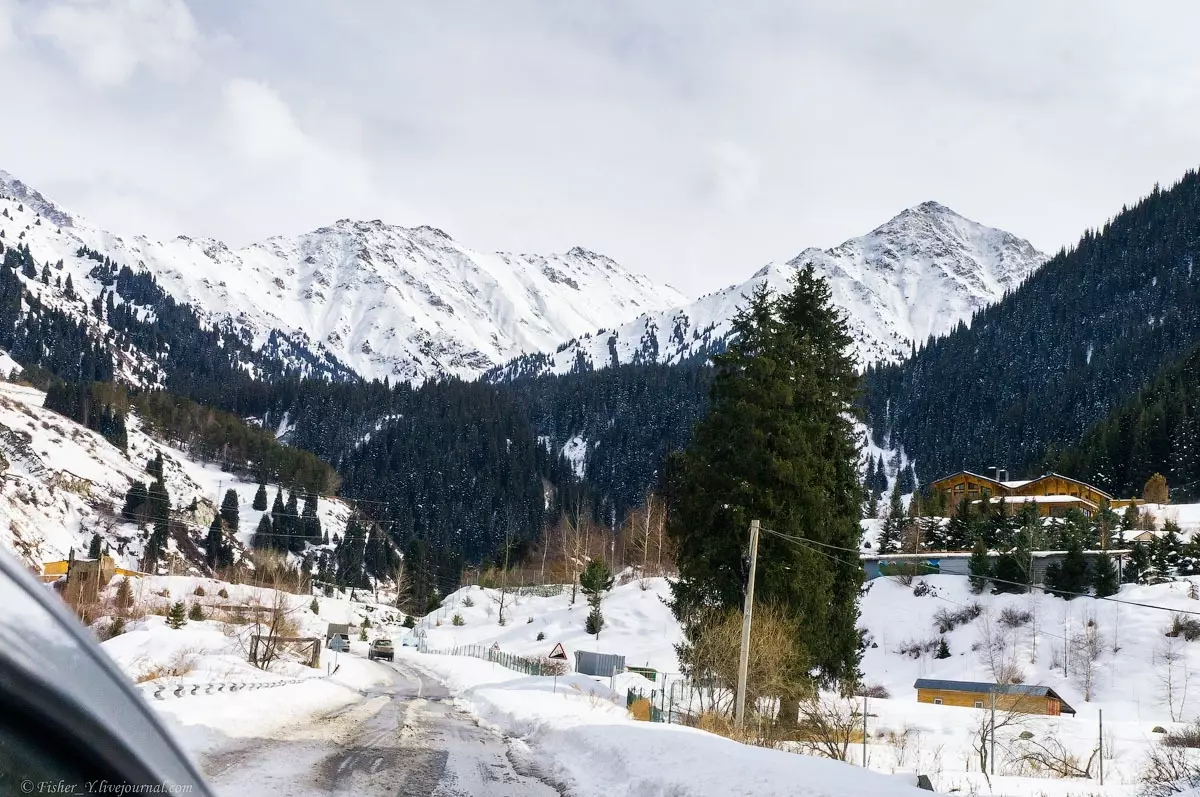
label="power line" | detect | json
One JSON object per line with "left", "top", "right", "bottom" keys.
{"left": 759, "top": 526, "right": 1200, "bottom": 619}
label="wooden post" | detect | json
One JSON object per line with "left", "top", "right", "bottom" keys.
{"left": 862, "top": 695, "right": 868, "bottom": 766}
{"left": 735, "top": 519, "right": 761, "bottom": 730}
{"left": 1099, "top": 709, "right": 1104, "bottom": 785}
{"left": 990, "top": 689, "right": 996, "bottom": 776}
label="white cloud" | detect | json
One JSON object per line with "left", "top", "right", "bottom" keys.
{"left": 220, "top": 78, "right": 312, "bottom": 167}
{"left": 32, "top": 0, "right": 199, "bottom": 88}
{"left": 4, "top": 2, "right": 1200, "bottom": 298}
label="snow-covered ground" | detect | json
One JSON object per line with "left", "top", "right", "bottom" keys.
{"left": 403, "top": 651, "right": 931, "bottom": 797}
{"left": 415, "top": 577, "right": 682, "bottom": 673}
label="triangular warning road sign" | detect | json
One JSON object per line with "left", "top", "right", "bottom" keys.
{"left": 548, "top": 642, "right": 567, "bottom": 660}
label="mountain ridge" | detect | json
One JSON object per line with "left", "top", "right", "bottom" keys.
{"left": 0, "top": 170, "right": 687, "bottom": 384}
{"left": 490, "top": 201, "right": 1047, "bottom": 380}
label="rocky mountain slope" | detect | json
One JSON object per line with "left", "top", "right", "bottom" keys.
{"left": 494, "top": 202, "right": 1046, "bottom": 378}
{"left": 0, "top": 170, "right": 686, "bottom": 383}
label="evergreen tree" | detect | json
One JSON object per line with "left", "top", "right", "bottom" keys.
{"left": 147, "top": 450, "right": 163, "bottom": 481}
{"left": 1125, "top": 542, "right": 1150, "bottom": 584}
{"left": 188, "top": 603, "right": 204, "bottom": 621}
{"left": 252, "top": 482, "right": 268, "bottom": 511}
{"left": 251, "top": 513, "right": 273, "bottom": 550}
{"left": 935, "top": 637, "right": 950, "bottom": 659}
{"left": 87, "top": 532, "right": 102, "bottom": 560}
{"left": 1164, "top": 520, "right": 1184, "bottom": 573}
{"left": 167, "top": 600, "right": 187, "bottom": 629}
{"left": 945, "top": 498, "right": 973, "bottom": 550}
{"left": 666, "top": 269, "right": 863, "bottom": 688}
{"left": 219, "top": 489, "right": 240, "bottom": 533}
{"left": 991, "top": 553, "right": 1027, "bottom": 594}
{"left": 205, "top": 515, "right": 224, "bottom": 569}
{"left": 336, "top": 517, "right": 369, "bottom": 588}
{"left": 302, "top": 492, "right": 322, "bottom": 544}
{"left": 1048, "top": 538, "right": 1089, "bottom": 598}
{"left": 64, "top": 273, "right": 75, "bottom": 300}
{"left": 967, "top": 537, "right": 991, "bottom": 594}
{"left": 877, "top": 481, "right": 905, "bottom": 554}
{"left": 284, "top": 491, "right": 301, "bottom": 552}
{"left": 1092, "top": 552, "right": 1119, "bottom": 597}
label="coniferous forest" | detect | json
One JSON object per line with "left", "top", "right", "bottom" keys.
{"left": 864, "top": 172, "right": 1200, "bottom": 483}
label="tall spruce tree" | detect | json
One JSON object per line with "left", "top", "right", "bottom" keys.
{"left": 877, "top": 481, "right": 905, "bottom": 554}
{"left": 205, "top": 515, "right": 224, "bottom": 569}
{"left": 967, "top": 537, "right": 991, "bottom": 594}
{"left": 87, "top": 532, "right": 102, "bottom": 560}
{"left": 1092, "top": 552, "right": 1119, "bottom": 597}
{"left": 219, "top": 489, "right": 240, "bottom": 533}
{"left": 251, "top": 514, "right": 273, "bottom": 550}
{"left": 667, "top": 267, "right": 863, "bottom": 690}
{"left": 252, "top": 482, "right": 268, "bottom": 511}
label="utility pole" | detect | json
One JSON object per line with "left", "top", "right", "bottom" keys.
{"left": 990, "top": 689, "right": 996, "bottom": 776}
{"left": 735, "top": 519, "right": 761, "bottom": 730}
{"left": 862, "top": 695, "right": 868, "bottom": 766}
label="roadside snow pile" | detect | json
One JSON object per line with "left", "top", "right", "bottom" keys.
{"left": 405, "top": 652, "right": 930, "bottom": 797}
{"left": 416, "top": 577, "right": 682, "bottom": 672}
{"left": 97, "top": 575, "right": 404, "bottom": 692}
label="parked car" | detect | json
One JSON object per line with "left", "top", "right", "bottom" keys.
{"left": 327, "top": 633, "right": 350, "bottom": 651}
{"left": 367, "top": 638, "right": 394, "bottom": 661}
{"left": 0, "top": 546, "right": 213, "bottom": 794}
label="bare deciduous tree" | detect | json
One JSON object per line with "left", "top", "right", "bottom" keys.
{"left": 1156, "top": 636, "right": 1193, "bottom": 722}
{"left": 1069, "top": 614, "right": 1105, "bottom": 702}
{"left": 977, "top": 610, "right": 1024, "bottom": 685}
{"left": 796, "top": 693, "right": 862, "bottom": 761}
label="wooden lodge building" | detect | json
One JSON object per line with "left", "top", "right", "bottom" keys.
{"left": 929, "top": 470, "right": 1140, "bottom": 518}
{"left": 914, "top": 679, "right": 1076, "bottom": 717}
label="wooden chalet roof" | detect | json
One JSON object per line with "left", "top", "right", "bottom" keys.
{"left": 913, "top": 679, "right": 1076, "bottom": 714}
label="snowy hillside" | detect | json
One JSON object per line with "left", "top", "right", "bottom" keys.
{"left": 0, "top": 169, "right": 687, "bottom": 383}
{"left": 0, "top": 377, "right": 350, "bottom": 572}
{"left": 495, "top": 201, "right": 1046, "bottom": 377}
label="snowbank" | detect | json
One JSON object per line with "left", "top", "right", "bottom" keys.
{"left": 405, "top": 651, "right": 930, "bottom": 797}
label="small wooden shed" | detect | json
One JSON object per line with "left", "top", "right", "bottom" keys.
{"left": 914, "top": 679, "right": 1076, "bottom": 717}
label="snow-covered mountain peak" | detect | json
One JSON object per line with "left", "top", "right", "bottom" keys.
{"left": 493, "top": 202, "right": 1046, "bottom": 379}
{"left": 0, "top": 170, "right": 687, "bottom": 383}
{"left": 0, "top": 170, "right": 75, "bottom": 229}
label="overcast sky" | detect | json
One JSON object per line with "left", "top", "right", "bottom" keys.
{"left": 1, "top": 1, "right": 1198, "bottom": 296}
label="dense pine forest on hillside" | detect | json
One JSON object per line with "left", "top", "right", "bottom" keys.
{"left": 1051, "top": 343, "right": 1200, "bottom": 501}
{"left": 864, "top": 172, "right": 1200, "bottom": 483}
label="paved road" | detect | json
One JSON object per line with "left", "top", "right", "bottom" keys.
{"left": 203, "top": 659, "right": 560, "bottom": 797}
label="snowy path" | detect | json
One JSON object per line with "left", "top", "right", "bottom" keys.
{"left": 185, "top": 660, "right": 559, "bottom": 797}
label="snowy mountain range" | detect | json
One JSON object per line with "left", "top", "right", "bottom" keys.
{"left": 491, "top": 202, "right": 1047, "bottom": 379}
{"left": 0, "top": 170, "right": 686, "bottom": 383}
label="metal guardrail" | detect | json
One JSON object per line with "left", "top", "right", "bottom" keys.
{"left": 138, "top": 670, "right": 336, "bottom": 701}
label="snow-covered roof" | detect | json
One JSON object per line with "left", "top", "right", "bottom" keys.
{"left": 999, "top": 479, "right": 1032, "bottom": 489}
{"left": 973, "top": 495, "right": 1097, "bottom": 506}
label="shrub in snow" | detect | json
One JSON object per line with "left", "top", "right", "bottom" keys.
{"left": 193, "top": 586, "right": 206, "bottom": 596}
{"left": 859, "top": 683, "right": 890, "bottom": 698}
{"left": 526, "top": 616, "right": 533, "bottom": 623}
{"left": 462, "top": 595, "right": 474, "bottom": 608}
{"left": 895, "top": 637, "right": 940, "bottom": 659}
{"left": 997, "top": 607, "right": 1033, "bottom": 629}
{"left": 912, "top": 581, "right": 934, "bottom": 597}
{"left": 932, "top": 602, "right": 982, "bottom": 633}
{"left": 105, "top": 616, "right": 126, "bottom": 640}
{"left": 167, "top": 600, "right": 187, "bottom": 629}
{"left": 359, "top": 626, "right": 368, "bottom": 641}
{"left": 363, "top": 616, "right": 371, "bottom": 628}
{"left": 188, "top": 603, "right": 204, "bottom": 622}
{"left": 218, "top": 587, "right": 229, "bottom": 599}
{"left": 402, "top": 615, "right": 415, "bottom": 628}
{"left": 115, "top": 578, "right": 133, "bottom": 612}
{"left": 536, "top": 631, "right": 545, "bottom": 641}
{"left": 451, "top": 613, "right": 465, "bottom": 626}
{"left": 310, "top": 598, "right": 319, "bottom": 614}
{"left": 1167, "top": 614, "right": 1200, "bottom": 641}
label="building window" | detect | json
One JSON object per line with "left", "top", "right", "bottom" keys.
{"left": 933, "top": 698, "right": 943, "bottom": 705}
{"left": 974, "top": 701, "right": 984, "bottom": 708}
{"left": 954, "top": 484, "right": 965, "bottom": 493}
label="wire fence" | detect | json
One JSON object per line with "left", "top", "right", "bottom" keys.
{"left": 419, "top": 642, "right": 559, "bottom": 676}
